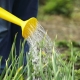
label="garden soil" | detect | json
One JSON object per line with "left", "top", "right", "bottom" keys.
{"left": 39, "top": 15, "right": 80, "bottom": 42}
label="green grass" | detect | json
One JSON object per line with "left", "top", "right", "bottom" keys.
{"left": 0, "top": 36, "right": 80, "bottom": 80}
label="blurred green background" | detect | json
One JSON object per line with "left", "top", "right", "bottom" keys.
{"left": 38, "top": 0, "right": 80, "bottom": 42}
{"left": 38, "top": 1, "right": 80, "bottom": 70}
{"left": 37, "top": 1, "right": 80, "bottom": 76}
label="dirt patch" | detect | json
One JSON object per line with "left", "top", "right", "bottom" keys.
{"left": 39, "top": 15, "right": 80, "bottom": 42}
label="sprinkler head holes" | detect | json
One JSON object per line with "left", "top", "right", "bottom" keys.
{"left": 21, "top": 17, "right": 38, "bottom": 38}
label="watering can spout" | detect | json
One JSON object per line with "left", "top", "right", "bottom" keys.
{"left": 0, "top": 7, "right": 38, "bottom": 38}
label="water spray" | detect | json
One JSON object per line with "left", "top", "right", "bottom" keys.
{"left": 0, "top": 7, "right": 53, "bottom": 62}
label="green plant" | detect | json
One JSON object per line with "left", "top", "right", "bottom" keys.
{"left": 0, "top": 36, "right": 80, "bottom": 80}
{"left": 43, "top": 0, "right": 73, "bottom": 17}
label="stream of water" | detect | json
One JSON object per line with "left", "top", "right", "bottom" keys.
{"left": 26, "top": 22, "right": 53, "bottom": 62}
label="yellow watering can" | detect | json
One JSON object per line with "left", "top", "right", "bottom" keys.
{"left": 0, "top": 7, "right": 38, "bottom": 38}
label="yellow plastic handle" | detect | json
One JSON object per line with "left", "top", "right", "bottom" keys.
{"left": 0, "top": 7, "right": 23, "bottom": 26}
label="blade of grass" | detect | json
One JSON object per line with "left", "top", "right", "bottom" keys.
{"left": 12, "top": 66, "right": 23, "bottom": 80}
{"left": 39, "top": 49, "right": 45, "bottom": 80}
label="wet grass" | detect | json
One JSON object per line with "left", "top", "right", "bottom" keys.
{"left": 0, "top": 36, "right": 80, "bottom": 80}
